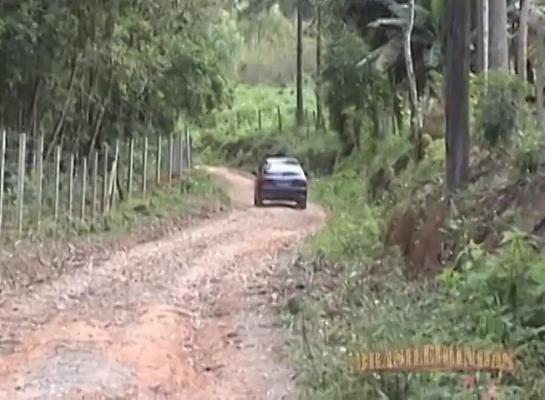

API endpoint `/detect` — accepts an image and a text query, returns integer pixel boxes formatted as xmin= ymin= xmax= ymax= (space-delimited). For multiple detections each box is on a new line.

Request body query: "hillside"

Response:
xmin=2 ymin=0 xmax=545 ymax=399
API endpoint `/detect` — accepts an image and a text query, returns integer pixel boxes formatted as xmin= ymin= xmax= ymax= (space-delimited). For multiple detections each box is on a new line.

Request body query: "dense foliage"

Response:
xmin=4 ymin=0 xmax=545 ymax=398
xmin=0 ymin=0 xmax=240 ymax=156
xmin=237 ymin=0 xmax=545 ymax=399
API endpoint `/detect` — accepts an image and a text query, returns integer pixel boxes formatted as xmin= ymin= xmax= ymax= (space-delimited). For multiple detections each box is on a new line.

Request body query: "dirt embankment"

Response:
xmin=0 ymin=166 xmax=326 ymax=400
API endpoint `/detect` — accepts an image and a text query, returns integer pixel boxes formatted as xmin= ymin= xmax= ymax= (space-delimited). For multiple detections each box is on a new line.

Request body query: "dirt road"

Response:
xmin=0 ymin=167 xmax=325 ymax=400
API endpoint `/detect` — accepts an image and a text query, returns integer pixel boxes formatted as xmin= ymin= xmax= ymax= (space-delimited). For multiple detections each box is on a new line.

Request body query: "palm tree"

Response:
xmin=352 ymin=0 xmax=447 ymax=96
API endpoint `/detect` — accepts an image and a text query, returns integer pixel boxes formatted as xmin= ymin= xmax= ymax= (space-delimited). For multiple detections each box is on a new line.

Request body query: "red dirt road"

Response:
xmin=0 ymin=167 xmax=325 ymax=400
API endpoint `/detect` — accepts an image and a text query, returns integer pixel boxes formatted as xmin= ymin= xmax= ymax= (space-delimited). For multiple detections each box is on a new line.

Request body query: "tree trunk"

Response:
xmin=475 ymin=0 xmax=484 ymax=72
xmin=445 ymin=0 xmax=471 ymax=192
xmin=517 ymin=0 xmax=531 ymax=81
xmin=534 ymin=31 xmax=545 ymax=126
xmin=315 ymin=2 xmax=322 ymax=129
xmin=45 ymin=55 xmax=79 ymax=159
xmin=527 ymin=59 xmax=535 ymax=84
xmin=476 ymin=0 xmax=489 ymax=81
xmin=489 ymin=0 xmax=508 ymax=70
xmin=529 ymin=5 xmax=545 ymax=126
xmin=295 ymin=0 xmax=304 ymax=127
xmin=483 ymin=0 xmax=489 ymax=79
xmin=536 ymin=46 xmax=545 ymax=126
xmin=404 ymin=0 xmax=422 ymax=160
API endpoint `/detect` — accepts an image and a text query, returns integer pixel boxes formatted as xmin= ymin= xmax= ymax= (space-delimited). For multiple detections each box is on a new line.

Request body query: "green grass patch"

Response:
xmin=1 ymin=170 xmax=230 ymax=245
xmin=195 ymin=82 xmax=338 ymax=176
xmin=195 ymin=82 xmax=320 ymax=139
xmin=230 ymin=83 xmax=317 ymax=115
xmin=286 ymin=149 xmax=545 ymax=399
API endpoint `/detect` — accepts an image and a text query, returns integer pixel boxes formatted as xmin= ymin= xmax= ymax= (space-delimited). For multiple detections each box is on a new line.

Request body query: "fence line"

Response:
xmin=199 ymin=106 xmax=327 ymax=133
xmin=0 ymin=130 xmax=5 ymax=235
xmin=0 ymin=130 xmax=193 ymax=239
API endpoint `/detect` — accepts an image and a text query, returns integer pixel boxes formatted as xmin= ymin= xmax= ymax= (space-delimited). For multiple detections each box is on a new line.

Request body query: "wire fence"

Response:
xmin=198 ymin=105 xmax=327 ymax=135
xmin=0 ymin=129 xmax=193 ymax=239
xmin=0 ymin=105 xmax=324 ymax=239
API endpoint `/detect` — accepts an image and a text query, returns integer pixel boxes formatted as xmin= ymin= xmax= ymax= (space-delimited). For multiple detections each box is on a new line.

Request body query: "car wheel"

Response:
xmin=296 ymin=198 xmax=307 ymax=210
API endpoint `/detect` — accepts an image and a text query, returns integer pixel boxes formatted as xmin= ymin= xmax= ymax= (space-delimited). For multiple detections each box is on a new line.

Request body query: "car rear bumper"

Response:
xmin=258 ymin=187 xmax=307 ymax=201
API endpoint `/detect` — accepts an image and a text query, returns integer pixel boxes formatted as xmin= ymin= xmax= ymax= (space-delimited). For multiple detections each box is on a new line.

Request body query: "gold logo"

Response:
xmin=353 ymin=346 xmax=515 ymax=373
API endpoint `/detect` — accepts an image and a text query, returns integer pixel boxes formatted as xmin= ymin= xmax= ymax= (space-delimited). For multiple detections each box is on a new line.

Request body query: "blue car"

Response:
xmin=253 ymin=157 xmax=308 ymax=209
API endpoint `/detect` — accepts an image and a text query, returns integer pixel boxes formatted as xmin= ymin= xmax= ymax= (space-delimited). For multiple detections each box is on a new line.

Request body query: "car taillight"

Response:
xmin=292 ymin=180 xmax=307 ymax=187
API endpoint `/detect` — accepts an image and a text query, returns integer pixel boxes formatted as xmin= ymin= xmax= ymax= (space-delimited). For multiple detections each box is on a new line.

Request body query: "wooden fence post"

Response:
xmin=108 ymin=140 xmax=119 ymax=210
xmin=277 ymin=106 xmax=282 ymax=132
xmin=16 ymin=133 xmax=26 ymax=235
xmin=102 ymin=144 xmax=108 ymax=213
xmin=81 ymin=156 xmax=87 ymax=220
xmin=127 ymin=137 xmax=134 ymax=200
xmin=186 ymin=129 xmax=191 ymax=169
xmin=68 ymin=153 xmax=74 ymax=221
xmin=305 ymin=109 xmax=310 ymax=137
xmin=179 ymin=131 xmax=184 ymax=176
xmin=0 ymin=130 xmax=5 ymax=236
xmin=168 ymin=133 xmax=173 ymax=184
xmin=156 ymin=135 xmax=162 ymax=185
xmin=142 ymin=136 xmax=148 ymax=196
xmin=54 ymin=145 xmax=61 ymax=222
xmin=30 ymin=140 xmax=36 ymax=178
xmin=91 ymin=151 xmax=98 ymax=219
xmin=36 ymin=133 xmax=44 ymax=229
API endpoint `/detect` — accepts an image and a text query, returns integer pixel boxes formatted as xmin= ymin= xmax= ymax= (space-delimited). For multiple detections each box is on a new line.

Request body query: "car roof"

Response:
xmin=265 ymin=156 xmax=299 ymax=165
xmin=264 ymin=161 xmax=305 ymax=175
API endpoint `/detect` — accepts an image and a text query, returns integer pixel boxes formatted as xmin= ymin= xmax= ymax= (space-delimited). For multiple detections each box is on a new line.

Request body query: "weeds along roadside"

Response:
xmin=0 ymin=171 xmax=231 ymax=294
xmin=193 ymin=79 xmax=545 ymax=397
xmin=1 ymin=170 xmax=229 ymax=246
xmin=283 ymin=137 xmax=545 ymax=399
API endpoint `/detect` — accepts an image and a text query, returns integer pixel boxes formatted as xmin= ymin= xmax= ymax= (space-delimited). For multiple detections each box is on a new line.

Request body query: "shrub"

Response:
xmin=471 ymin=71 xmax=532 ymax=147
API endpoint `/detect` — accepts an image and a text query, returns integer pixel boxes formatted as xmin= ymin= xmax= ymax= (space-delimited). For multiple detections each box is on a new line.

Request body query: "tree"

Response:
xmin=476 ymin=0 xmax=489 ymax=87
xmin=489 ymin=0 xmax=509 ymax=70
xmin=323 ymin=29 xmax=380 ymax=154
xmin=528 ymin=4 xmax=545 ymax=126
xmin=315 ymin=1 xmax=323 ymax=128
xmin=403 ymin=0 xmax=423 ymax=160
xmin=0 ymin=1 xmax=239 ymax=157
xmin=445 ymin=0 xmax=470 ymax=192
xmin=517 ymin=0 xmax=531 ymax=80
xmin=341 ymin=0 xmax=446 ymax=151
xmin=296 ymin=0 xmax=304 ymax=126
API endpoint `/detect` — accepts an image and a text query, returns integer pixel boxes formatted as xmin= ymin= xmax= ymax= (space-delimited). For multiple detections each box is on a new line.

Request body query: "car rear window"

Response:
xmin=263 ymin=163 xmax=303 ymax=176
xmin=268 ymin=158 xmax=299 ymax=165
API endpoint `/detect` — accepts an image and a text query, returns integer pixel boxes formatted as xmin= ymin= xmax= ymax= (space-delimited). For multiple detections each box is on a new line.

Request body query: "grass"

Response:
xmin=195 ymin=82 xmax=339 ymax=177
xmin=85 ymin=171 xmax=230 ymax=238
xmin=196 ymin=82 xmax=319 ymax=138
xmin=230 ymin=83 xmax=317 ymax=114
xmin=284 ymin=136 xmax=545 ymax=399
xmin=0 ymin=170 xmax=230 ymax=246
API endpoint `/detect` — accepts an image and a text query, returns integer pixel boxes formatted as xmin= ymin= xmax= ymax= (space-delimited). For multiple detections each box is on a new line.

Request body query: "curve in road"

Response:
xmin=0 ymin=166 xmax=326 ymax=400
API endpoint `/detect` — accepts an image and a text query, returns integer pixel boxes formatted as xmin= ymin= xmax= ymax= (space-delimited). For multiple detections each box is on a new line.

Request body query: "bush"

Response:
xmin=472 ymin=71 xmax=532 ymax=147
xmin=293 ymin=217 xmax=545 ymax=399
xmin=289 ymin=134 xmax=545 ymax=399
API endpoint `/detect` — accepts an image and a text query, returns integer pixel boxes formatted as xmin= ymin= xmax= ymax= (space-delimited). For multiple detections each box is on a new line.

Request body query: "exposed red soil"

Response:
xmin=0 ymin=166 xmax=326 ymax=399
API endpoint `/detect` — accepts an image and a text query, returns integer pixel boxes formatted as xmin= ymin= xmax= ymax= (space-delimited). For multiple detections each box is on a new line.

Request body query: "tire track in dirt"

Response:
xmin=0 ymin=166 xmax=326 ymax=399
